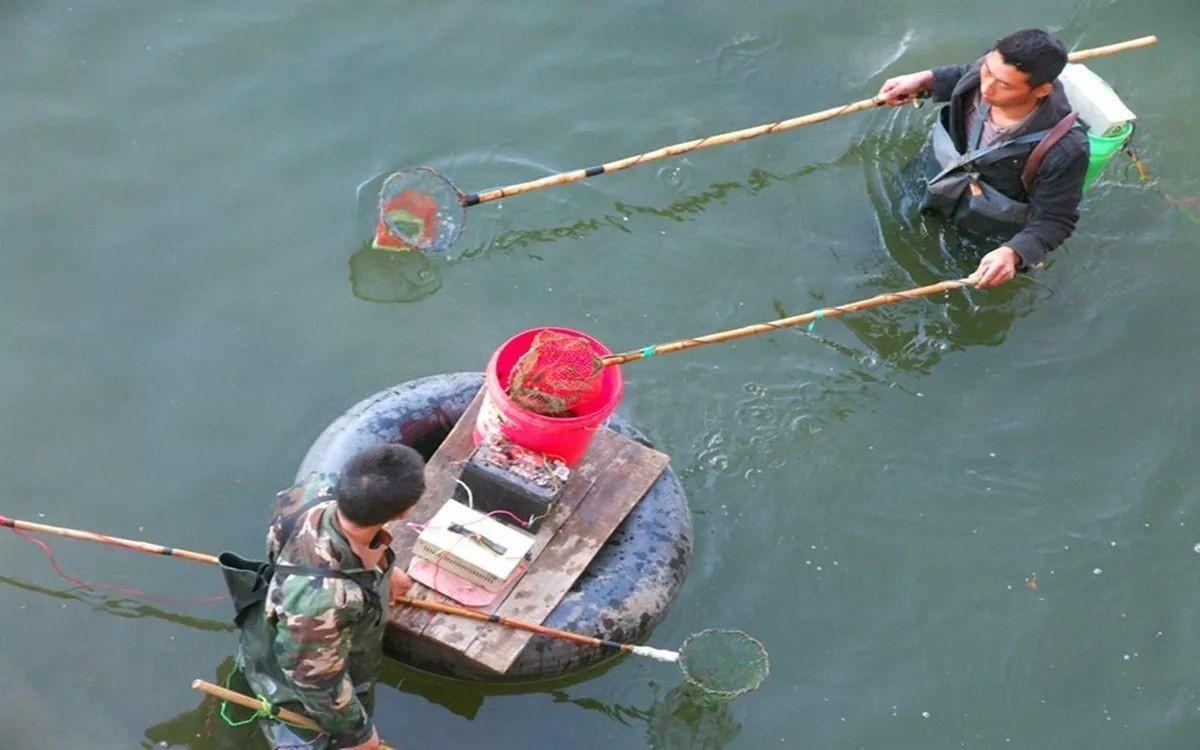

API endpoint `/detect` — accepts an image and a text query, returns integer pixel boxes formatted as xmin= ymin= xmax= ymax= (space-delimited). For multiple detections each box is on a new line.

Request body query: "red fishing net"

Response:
xmin=506 ymin=331 xmax=604 ymax=416
xmin=375 ymin=188 xmax=441 ymax=251
xmin=375 ymin=167 xmax=466 ymax=253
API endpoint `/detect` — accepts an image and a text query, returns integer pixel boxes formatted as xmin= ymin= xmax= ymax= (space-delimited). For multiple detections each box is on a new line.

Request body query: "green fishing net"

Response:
xmin=678 ymin=629 xmax=770 ymax=700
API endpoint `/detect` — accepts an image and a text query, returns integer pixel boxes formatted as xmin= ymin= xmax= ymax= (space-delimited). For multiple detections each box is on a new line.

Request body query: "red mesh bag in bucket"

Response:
xmin=475 ymin=327 xmax=623 ymax=466
xmin=507 ymin=330 xmax=604 ymax=417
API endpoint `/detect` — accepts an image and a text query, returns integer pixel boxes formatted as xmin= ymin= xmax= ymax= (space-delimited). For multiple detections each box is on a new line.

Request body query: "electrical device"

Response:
xmin=413 ymin=499 xmax=535 ymax=592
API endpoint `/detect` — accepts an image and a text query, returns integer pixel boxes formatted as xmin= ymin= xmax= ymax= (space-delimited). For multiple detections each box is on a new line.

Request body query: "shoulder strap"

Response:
xmin=930 ymin=127 xmax=1053 ymax=185
xmin=969 ymin=102 xmax=990 ymax=150
xmin=1021 ymin=111 xmax=1080 ymax=193
xmin=272 ymin=562 xmax=362 ymax=580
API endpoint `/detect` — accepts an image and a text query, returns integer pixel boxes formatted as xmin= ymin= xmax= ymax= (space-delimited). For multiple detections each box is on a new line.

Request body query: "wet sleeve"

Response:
xmin=931 ymin=65 xmax=969 ymax=102
xmin=1005 ymin=142 xmax=1089 ymax=268
xmin=273 ymin=575 xmax=374 ymax=748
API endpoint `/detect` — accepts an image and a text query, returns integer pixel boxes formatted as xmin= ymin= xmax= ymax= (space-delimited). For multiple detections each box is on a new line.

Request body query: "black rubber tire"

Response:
xmin=296 ymin=372 xmax=692 ymax=681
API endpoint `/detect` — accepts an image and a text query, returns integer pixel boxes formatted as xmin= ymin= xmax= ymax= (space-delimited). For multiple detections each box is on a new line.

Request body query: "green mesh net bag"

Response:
xmin=676 ymin=629 xmax=770 ymax=701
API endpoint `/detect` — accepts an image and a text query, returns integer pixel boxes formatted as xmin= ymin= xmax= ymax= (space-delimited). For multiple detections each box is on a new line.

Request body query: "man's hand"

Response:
xmin=969 ymin=246 xmax=1021 ymax=288
xmin=344 ymin=728 xmax=382 ymax=750
xmin=876 ymin=70 xmax=934 ymax=106
xmin=390 ymin=567 xmax=413 ymax=602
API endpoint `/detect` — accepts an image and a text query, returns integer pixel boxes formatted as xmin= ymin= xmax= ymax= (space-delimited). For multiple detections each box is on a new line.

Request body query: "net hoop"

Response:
xmin=678 ymin=628 xmax=769 ymax=700
xmin=377 ymin=167 xmax=466 ymax=253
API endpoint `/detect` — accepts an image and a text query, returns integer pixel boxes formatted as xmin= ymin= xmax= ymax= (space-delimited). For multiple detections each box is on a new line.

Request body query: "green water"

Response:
xmin=3 ymin=3 xmax=1198 ymax=748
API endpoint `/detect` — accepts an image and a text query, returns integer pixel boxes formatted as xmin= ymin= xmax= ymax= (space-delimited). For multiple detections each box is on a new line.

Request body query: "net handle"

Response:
xmin=602 ymin=278 xmax=971 ymax=367
xmin=399 ymin=597 xmax=678 ymax=661
xmin=2 ymin=515 xmax=683 ymax=665
xmin=461 ymin=36 xmax=1156 ymax=207
xmin=2 ymin=516 xmax=679 ymax=660
xmin=191 ymin=680 xmax=401 ymax=749
xmin=0 ymin=515 xmax=220 ymax=565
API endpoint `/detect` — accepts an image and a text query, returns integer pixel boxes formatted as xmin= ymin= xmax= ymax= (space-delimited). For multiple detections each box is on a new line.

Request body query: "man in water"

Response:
xmin=236 ymin=444 xmax=426 ymax=750
xmin=877 ymin=28 xmax=1089 ymax=287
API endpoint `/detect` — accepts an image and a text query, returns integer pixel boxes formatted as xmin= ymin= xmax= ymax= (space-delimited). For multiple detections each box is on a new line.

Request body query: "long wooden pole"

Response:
xmin=1065 ymin=35 xmax=1159 ymax=62
xmin=602 ymin=278 xmax=971 ymax=366
xmin=463 ymin=35 xmax=1157 ymax=206
xmin=0 ymin=515 xmax=219 ymax=565
xmin=403 ymin=597 xmax=679 ymax=662
xmin=1 ymin=515 xmax=679 ymax=660
xmin=191 ymin=680 xmax=400 ymax=750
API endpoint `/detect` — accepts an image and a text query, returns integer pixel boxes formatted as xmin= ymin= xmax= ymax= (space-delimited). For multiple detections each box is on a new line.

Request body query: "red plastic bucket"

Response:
xmin=474 ymin=327 xmax=623 ymax=466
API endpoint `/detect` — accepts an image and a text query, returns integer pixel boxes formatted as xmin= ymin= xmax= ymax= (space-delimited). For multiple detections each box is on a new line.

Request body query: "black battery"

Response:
xmin=453 ymin=435 xmax=570 ymax=534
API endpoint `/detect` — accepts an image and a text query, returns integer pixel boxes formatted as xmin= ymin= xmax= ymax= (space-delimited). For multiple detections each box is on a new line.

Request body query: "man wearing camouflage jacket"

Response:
xmin=236 ymin=444 xmax=426 ymax=750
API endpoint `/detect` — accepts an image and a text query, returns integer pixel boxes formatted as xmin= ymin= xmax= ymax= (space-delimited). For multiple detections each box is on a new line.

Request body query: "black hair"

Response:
xmin=994 ymin=28 xmax=1068 ymax=88
xmin=336 ymin=444 xmax=426 ymax=526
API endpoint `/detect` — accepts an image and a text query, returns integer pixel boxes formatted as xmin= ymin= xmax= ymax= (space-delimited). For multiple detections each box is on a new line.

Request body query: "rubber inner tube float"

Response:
xmin=296 ymin=372 xmax=693 ymax=681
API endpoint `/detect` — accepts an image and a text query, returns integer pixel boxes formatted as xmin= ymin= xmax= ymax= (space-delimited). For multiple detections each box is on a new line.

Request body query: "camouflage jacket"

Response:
xmin=238 ymin=473 xmax=394 ymax=748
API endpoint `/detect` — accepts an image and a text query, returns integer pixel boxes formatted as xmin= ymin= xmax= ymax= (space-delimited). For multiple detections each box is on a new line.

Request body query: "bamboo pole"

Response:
xmin=601 ymin=279 xmax=971 ymax=366
xmin=463 ymin=35 xmax=1157 ymax=206
xmin=191 ymin=680 xmax=400 ymax=749
xmin=401 ymin=597 xmax=680 ymax=662
xmin=1066 ymin=34 xmax=1158 ymax=62
xmin=192 ymin=679 xmax=322 ymax=731
xmin=1 ymin=515 xmax=679 ymax=660
xmin=0 ymin=515 xmax=219 ymax=565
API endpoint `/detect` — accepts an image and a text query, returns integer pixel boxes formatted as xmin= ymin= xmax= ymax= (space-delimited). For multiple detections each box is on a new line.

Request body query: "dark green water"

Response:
xmin=3 ymin=2 xmax=1198 ymax=748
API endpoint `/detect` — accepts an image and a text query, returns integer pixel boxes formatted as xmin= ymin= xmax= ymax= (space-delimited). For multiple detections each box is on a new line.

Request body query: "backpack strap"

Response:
xmin=930 ymin=127 xmax=1053 ymax=185
xmin=1021 ymin=111 xmax=1080 ymax=194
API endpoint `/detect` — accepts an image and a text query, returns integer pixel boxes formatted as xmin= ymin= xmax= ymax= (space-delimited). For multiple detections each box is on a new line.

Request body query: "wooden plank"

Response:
xmin=462 ymin=441 xmax=669 ymax=673
xmin=415 ymin=425 xmax=628 ymax=651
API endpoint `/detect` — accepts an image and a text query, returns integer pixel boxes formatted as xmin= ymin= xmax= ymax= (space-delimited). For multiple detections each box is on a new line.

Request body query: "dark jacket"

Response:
xmin=930 ymin=61 xmax=1089 ymax=267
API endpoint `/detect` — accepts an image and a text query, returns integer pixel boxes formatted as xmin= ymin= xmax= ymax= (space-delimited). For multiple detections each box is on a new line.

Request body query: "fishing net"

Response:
xmin=376 ymin=167 xmax=466 ymax=253
xmin=506 ymin=330 xmax=604 ymax=417
xmin=678 ymin=629 xmax=770 ymax=700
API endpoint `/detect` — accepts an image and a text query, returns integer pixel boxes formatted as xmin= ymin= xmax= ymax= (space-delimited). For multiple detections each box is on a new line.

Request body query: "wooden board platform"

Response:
xmin=385 ymin=390 xmax=669 ymax=675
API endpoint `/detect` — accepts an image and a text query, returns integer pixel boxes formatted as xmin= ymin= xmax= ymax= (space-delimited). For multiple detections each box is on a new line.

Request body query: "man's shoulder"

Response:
xmin=276 ymin=500 xmax=347 ymax=567
xmin=1042 ymin=85 xmax=1090 ymax=168
xmin=267 ymin=473 xmax=338 ymax=556
xmin=267 ymin=504 xmax=367 ymax=624
xmin=1046 ymin=126 xmax=1090 ymax=170
xmin=271 ymin=473 xmax=338 ymax=521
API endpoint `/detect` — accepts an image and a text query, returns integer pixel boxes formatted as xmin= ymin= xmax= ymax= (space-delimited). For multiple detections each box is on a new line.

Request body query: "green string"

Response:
xmin=806 ymin=309 xmax=824 ymax=333
xmin=218 ymin=666 xmax=312 ymax=732
xmin=640 ymin=346 xmax=656 ymax=359
xmin=219 ymin=667 xmax=272 ymax=727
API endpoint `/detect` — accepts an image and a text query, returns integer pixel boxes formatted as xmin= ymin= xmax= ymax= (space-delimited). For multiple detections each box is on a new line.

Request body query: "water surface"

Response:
xmin=2 ymin=2 xmax=1198 ymax=748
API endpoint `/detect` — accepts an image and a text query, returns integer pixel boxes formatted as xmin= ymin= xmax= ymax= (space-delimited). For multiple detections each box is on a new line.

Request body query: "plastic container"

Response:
xmin=1059 ymin=63 xmax=1136 ymax=137
xmin=474 ymin=327 xmax=623 ymax=466
xmin=1084 ymin=122 xmax=1134 ymax=191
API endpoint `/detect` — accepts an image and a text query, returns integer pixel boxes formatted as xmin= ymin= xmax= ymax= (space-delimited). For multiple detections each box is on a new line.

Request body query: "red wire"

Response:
xmin=4 ymin=525 xmax=228 ymax=607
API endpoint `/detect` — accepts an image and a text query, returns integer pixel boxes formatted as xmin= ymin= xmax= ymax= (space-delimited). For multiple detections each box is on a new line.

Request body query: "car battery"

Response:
xmin=453 ymin=434 xmax=570 ymax=533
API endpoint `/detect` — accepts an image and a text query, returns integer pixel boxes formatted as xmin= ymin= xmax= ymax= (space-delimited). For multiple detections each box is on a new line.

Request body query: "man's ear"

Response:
xmin=1032 ymin=81 xmax=1054 ymax=100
